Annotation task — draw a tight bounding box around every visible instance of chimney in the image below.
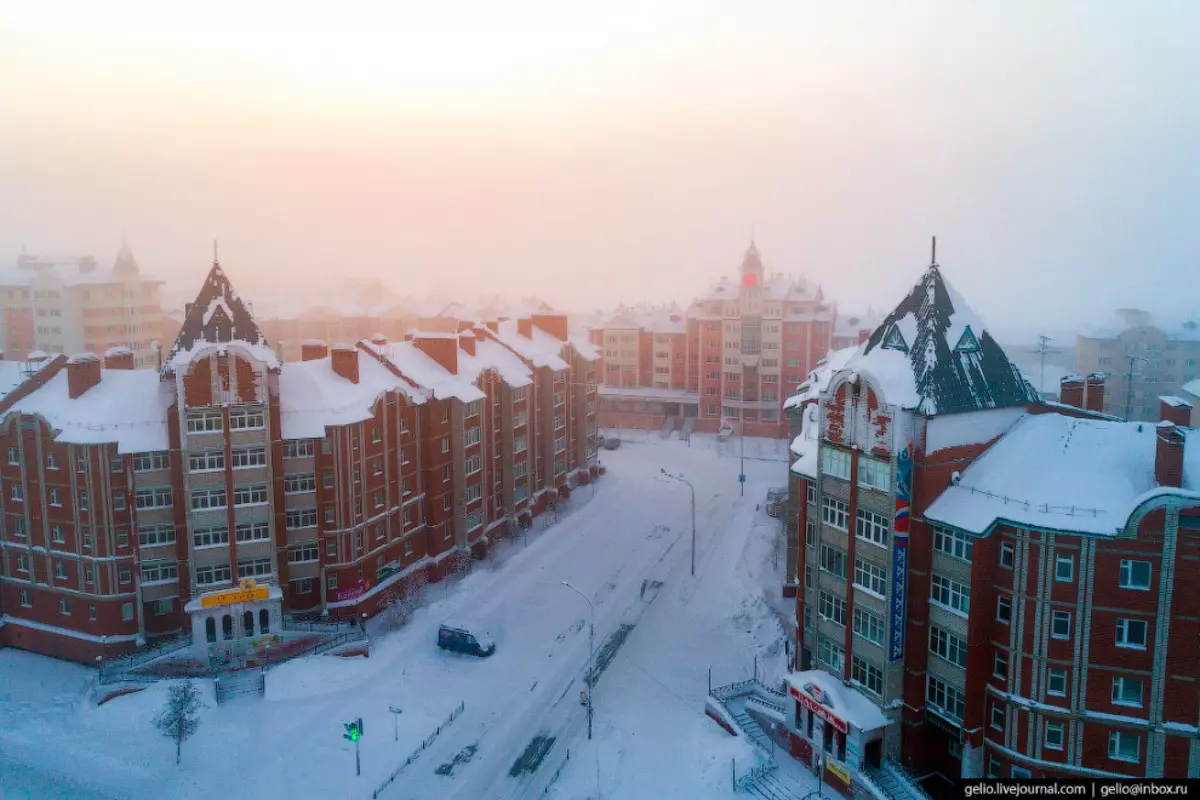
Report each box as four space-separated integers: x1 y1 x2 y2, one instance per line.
857 328 871 345
331 344 359 384
403 332 413 342
517 319 533 339
457 320 472 333
26 350 48 364
1155 422 1185 488
414 334 459 375
485 321 499 333
474 327 486 342
67 354 102 399
1059 375 1084 409
1160 396 1193 427
370 333 388 346
103 346 134 370
301 339 329 361
1084 373 1106 413
459 334 476 357
531 313 568 341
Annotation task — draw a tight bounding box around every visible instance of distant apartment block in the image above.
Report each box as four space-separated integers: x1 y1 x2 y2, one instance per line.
0 242 166 368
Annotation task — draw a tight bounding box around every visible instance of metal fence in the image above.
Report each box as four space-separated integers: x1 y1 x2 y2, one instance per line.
372 701 466 799
282 617 359 634
98 635 191 684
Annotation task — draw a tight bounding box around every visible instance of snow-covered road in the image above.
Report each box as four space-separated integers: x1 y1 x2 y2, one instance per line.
0 432 796 800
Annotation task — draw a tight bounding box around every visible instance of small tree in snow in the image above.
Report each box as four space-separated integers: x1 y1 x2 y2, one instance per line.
154 681 205 765
382 572 429 630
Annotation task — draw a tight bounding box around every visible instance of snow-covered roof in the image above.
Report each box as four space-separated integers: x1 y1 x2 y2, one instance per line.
924 407 1027 454
786 670 890 732
493 320 570 371
165 261 278 371
924 412 1193 537
362 341 485 403
1161 395 1192 409
2 369 173 454
783 345 859 411
278 350 425 440
568 334 600 362
843 263 1039 414
0 360 49 402
1182 379 1200 400
789 403 819 480
0 246 160 287
599 304 688 335
458 337 534 389
598 386 699 403
102 345 133 359
833 309 883 339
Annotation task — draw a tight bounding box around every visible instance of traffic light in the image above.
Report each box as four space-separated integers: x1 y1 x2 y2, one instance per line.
343 717 363 742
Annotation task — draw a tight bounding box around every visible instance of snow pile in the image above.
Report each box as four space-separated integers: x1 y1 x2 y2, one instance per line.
924 407 1026 454
926 412 1159 536
790 403 819 479
787 670 890 731
783 345 858 410
2 369 173 453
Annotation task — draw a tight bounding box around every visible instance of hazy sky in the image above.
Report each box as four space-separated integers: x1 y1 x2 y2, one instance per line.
2 1 1198 341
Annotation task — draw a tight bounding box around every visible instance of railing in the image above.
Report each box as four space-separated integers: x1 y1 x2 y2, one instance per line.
282 617 358 634
214 667 265 704
733 759 777 792
304 630 366 659
372 701 465 799
98 634 191 684
746 693 787 719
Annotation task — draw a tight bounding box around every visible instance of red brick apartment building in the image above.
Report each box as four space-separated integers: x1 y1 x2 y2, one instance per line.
781 252 1200 793
0 258 599 663
596 242 834 438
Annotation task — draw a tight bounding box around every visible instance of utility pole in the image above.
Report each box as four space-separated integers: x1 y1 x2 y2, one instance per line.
739 414 745 497
343 717 363 776
389 706 403 742
561 582 595 740
1036 335 1051 396
661 469 696 576
1123 355 1148 421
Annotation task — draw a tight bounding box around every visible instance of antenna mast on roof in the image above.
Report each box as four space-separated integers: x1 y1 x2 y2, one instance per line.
213 239 219 266
1037 335 1051 395
930 236 938 267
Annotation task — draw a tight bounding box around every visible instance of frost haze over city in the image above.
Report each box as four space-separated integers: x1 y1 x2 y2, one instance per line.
1 3 1199 800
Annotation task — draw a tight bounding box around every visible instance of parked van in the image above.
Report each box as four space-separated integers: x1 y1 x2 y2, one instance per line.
437 622 496 657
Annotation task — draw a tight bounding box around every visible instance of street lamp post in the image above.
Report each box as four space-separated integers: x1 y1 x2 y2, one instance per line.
661 469 696 577
561 581 595 740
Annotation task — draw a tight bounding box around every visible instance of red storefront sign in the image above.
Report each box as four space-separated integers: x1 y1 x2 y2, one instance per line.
331 582 367 603
790 684 848 734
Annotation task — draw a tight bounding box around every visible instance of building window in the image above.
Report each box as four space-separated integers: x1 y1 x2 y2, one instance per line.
139 524 176 547
230 447 267 468
51 524 65 544
987 757 1000 779
465 427 481 446
54 561 67 581
820 448 850 480
237 558 272 579
1045 722 1065 750
855 509 889 548
283 473 317 494
999 541 1014 569
228 408 265 430
927 676 965 722
1051 610 1071 639
327 574 338 590
188 450 225 472
10 483 22 502
186 410 224 433
464 455 481 475
192 525 229 548
514 460 528 478
854 559 887 596
1047 668 1067 697
820 545 847 579
554 437 565 454
465 483 481 503
929 626 967 669
1119 560 1151 590
136 487 173 509
119 566 131 584
994 651 1009 680
113 492 126 511
1108 731 1140 763
46 452 59 469
121 601 134 621
817 591 845 626
7 448 17 465
323 471 334 488
821 498 848 530
235 522 270 542
286 508 318 530
59 597 71 615
466 509 484 531
852 607 885 646
1054 554 1074 583
283 439 315 458
996 594 1012 624
817 635 844 672
805 521 815 547
851 656 883 696
857 457 890 492
933 527 973 562
232 484 269 506
990 702 1005 731
132 451 170 471
806 484 815 505
1112 677 1144 707
514 435 527 453
140 561 178 583
440 438 449 453
930 573 970 614
190 488 226 510
288 543 319 563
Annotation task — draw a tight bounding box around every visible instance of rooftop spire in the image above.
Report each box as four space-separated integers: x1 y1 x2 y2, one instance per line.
213 239 219 266
930 235 938 268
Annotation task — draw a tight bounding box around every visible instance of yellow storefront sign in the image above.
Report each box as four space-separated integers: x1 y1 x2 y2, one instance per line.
200 577 269 608
826 759 851 785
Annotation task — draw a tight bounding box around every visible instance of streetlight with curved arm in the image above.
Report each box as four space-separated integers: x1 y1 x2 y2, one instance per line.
561 581 595 741
661 469 696 577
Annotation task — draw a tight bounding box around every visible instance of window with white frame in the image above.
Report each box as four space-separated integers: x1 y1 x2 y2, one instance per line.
465 483 481 503
554 437 565 453
929 626 967 668
137 487 173 509
465 427 481 446
195 564 232 587
820 544 847 579
822 498 849 530
852 656 883 695
514 460 528 478
138 524 175 547
113 492 126 511
464 455 481 475
854 559 887 596
190 487 226 510
927 675 965 722
990 701 1006 731
228 408 265 430
132 451 170 471
192 525 229 548
237 557 272 579
931 573 970 614
820 448 850 480
288 542 319 563
1055 554 1074 582
855 509 889 547
49 488 61 506
994 651 1009 679
1051 610 1071 639
1119 560 1151 590
283 439 314 458
284 473 316 494
1108 731 1140 763
233 484 269 506
231 447 266 468
7 448 17 465
141 560 178 583
1045 721 1065 750
188 450 224 472
857 457 890 491
997 594 1012 624
999 541 1014 569
235 522 270 542
54 561 66 581
58 597 71 615
514 435 527 453
466 509 484 531
46 452 59 469
50 524 65 544
1047 668 1067 697
286 508 318 529
817 591 845 626
817 635 844 672
1115 618 1148 649
853 607 885 646
933 527 973 562
10 483 22 502
806 484 815 505
186 410 223 433
465 400 482 418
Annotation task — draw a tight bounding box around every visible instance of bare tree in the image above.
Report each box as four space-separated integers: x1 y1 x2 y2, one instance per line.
154 682 205 765
381 571 429 631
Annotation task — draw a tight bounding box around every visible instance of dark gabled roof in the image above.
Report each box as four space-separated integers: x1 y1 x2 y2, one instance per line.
164 261 269 368
851 262 1039 415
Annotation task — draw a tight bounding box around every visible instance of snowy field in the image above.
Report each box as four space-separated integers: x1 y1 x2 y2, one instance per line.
1 432 809 800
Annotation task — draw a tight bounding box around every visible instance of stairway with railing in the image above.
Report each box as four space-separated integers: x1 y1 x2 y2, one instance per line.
866 761 935 800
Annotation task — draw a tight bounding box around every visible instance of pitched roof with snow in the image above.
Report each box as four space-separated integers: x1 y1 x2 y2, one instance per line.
786 670 891 732
492 320 570 371
278 350 425 440
2 369 173 454
843 263 1039 414
361 341 485 403
783 345 859 411
459 337 534 389
925 412 1197 537
1179 380 1200 401
165 261 278 371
